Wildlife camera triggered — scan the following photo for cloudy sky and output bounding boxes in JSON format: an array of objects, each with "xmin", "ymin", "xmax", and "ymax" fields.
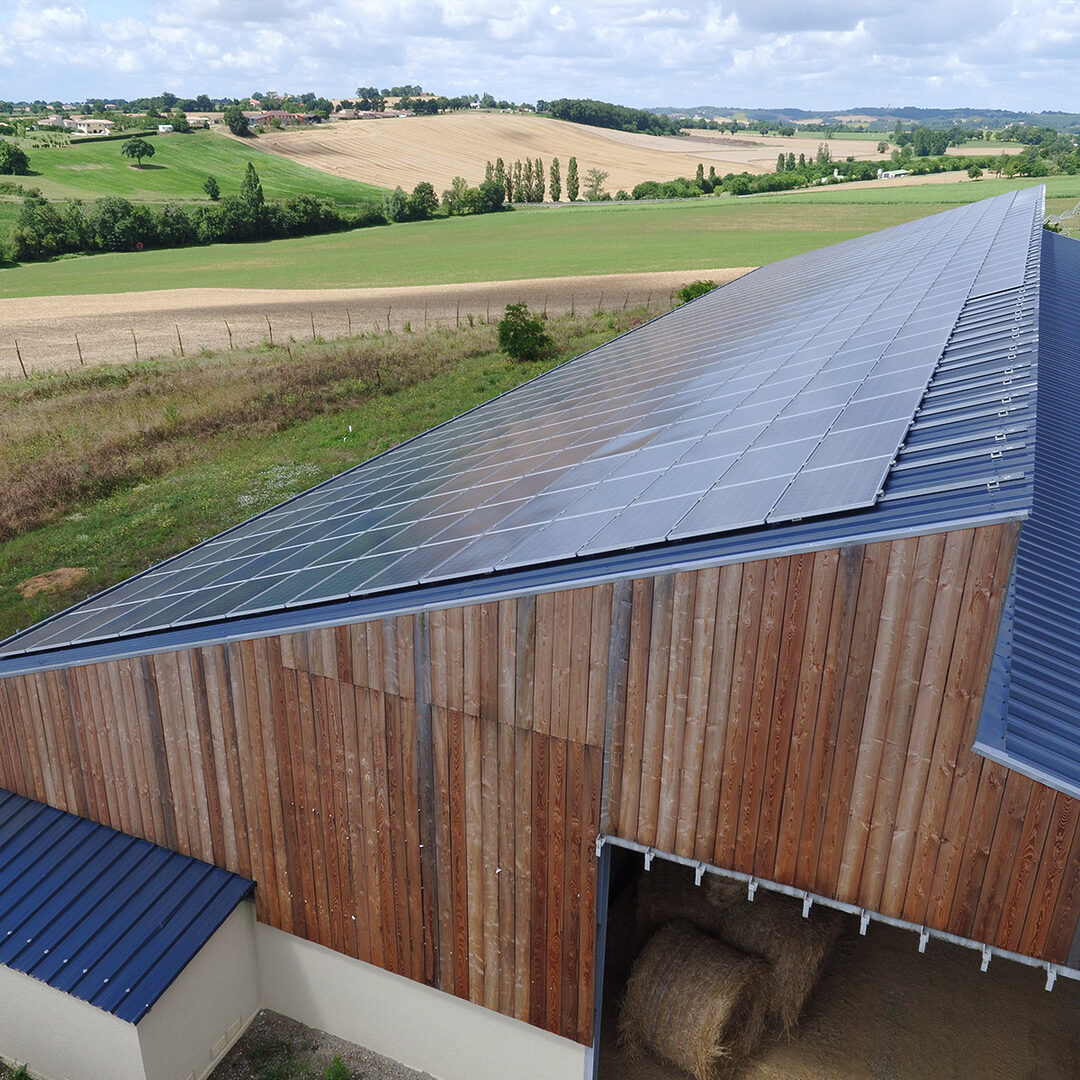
[{"xmin": 1, "ymin": 0, "xmax": 1077, "ymax": 113}]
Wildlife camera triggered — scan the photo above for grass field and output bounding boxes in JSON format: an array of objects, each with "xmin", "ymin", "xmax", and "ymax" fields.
[
  {"xmin": 0, "ymin": 307, "xmax": 652, "ymax": 640},
  {"xmin": 0, "ymin": 130, "xmax": 385, "ymax": 205},
  {"xmin": 0, "ymin": 177, "xmax": 1066, "ymax": 298}
]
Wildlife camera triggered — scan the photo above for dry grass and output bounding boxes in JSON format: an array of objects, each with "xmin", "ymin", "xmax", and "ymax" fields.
[
  {"xmin": 619, "ymin": 920, "xmax": 769, "ymax": 1080},
  {"xmin": 0, "ymin": 307, "xmax": 650, "ymax": 543}
]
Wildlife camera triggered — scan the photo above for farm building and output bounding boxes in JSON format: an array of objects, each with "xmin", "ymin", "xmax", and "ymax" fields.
[{"xmin": 2, "ymin": 185, "xmax": 1080, "ymax": 1079}]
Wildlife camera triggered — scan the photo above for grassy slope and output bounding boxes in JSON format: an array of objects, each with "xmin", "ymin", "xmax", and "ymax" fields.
[
  {"xmin": 3, "ymin": 177, "xmax": 1070, "ymax": 298},
  {"xmin": 1, "ymin": 130, "xmax": 385, "ymax": 204},
  {"xmin": 0, "ymin": 309, "xmax": 649, "ymax": 640}
]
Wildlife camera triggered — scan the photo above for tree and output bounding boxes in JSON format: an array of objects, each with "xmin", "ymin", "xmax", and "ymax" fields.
[
  {"xmin": 240, "ymin": 162, "xmax": 264, "ymax": 210},
  {"xmin": 583, "ymin": 167, "xmax": 608, "ymax": 201},
  {"xmin": 566, "ymin": 156, "xmax": 579, "ymax": 201},
  {"xmin": 497, "ymin": 302, "xmax": 555, "ymax": 362},
  {"xmin": 776, "ymin": 153, "xmax": 786, "ymax": 173},
  {"xmin": 512, "ymin": 160, "xmax": 524, "ymax": 202},
  {"xmin": 549, "ymin": 157, "xmax": 561, "ymax": 202},
  {"xmin": 533, "ymin": 157, "xmax": 544, "ymax": 201},
  {"xmin": 406, "ymin": 180, "xmax": 438, "ymax": 220},
  {"xmin": 223, "ymin": 104, "xmax": 250, "ymax": 137},
  {"xmin": 676, "ymin": 279, "xmax": 717, "ymax": 304},
  {"xmin": 122, "ymin": 137, "xmax": 155, "ymax": 168},
  {"xmin": 876, "ymin": 140, "xmax": 889, "ymax": 154},
  {"xmin": 0, "ymin": 140, "xmax": 30, "ymax": 175},
  {"xmin": 356, "ymin": 86, "xmax": 385, "ymax": 112},
  {"xmin": 967, "ymin": 163, "xmax": 984, "ymax": 180},
  {"xmin": 203, "ymin": 175, "xmax": 220, "ymax": 200},
  {"xmin": 382, "ymin": 185, "xmax": 408, "ymax": 222}
]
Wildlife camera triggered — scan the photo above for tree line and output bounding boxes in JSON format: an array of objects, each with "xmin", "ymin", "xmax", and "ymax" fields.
[{"xmin": 544, "ymin": 98, "xmax": 680, "ymax": 137}]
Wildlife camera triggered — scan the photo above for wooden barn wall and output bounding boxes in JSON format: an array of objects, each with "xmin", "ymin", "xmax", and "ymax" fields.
[{"xmin": 3, "ymin": 521, "xmax": 1080, "ymax": 1047}]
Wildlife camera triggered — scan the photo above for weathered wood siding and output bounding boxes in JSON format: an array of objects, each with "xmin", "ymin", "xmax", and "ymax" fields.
[{"xmin": 2, "ymin": 521, "xmax": 1080, "ymax": 1045}]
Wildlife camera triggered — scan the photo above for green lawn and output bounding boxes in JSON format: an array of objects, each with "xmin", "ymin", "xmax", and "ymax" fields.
[
  {"xmin": 9, "ymin": 130, "xmax": 385, "ymax": 205},
  {"xmin": 0, "ymin": 176, "xmax": 1071, "ymax": 299}
]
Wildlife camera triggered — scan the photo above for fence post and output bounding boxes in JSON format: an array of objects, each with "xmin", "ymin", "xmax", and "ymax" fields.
[
  {"xmin": 75, "ymin": 332, "xmax": 84, "ymax": 366},
  {"xmin": 265, "ymin": 315, "xmax": 273, "ymax": 346},
  {"xmin": 175, "ymin": 323, "xmax": 184, "ymax": 357},
  {"xmin": 14, "ymin": 339, "xmax": 26, "ymax": 378},
  {"xmin": 310, "ymin": 311, "xmax": 316, "ymax": 342},
  {"xmin": 224, "ymin": 319, "xmax": 234, "ymax": 350},
  {"xmin": 130, "ymin": 327, "xmax": 139, "ymax": 361}
]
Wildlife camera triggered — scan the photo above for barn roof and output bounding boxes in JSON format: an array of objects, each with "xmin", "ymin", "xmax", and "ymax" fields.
[
  {"xmin": 0, "ymin": 187, "xmax": 1047, "ymax": 673},
  {"xmin": 0, "ymin": 787, "xmax": 253, "ymax": 1023}
]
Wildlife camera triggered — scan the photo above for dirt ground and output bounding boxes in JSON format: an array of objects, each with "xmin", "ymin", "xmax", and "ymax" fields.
[{"xmin": 0, "ymin": 268, "xmax": 749, "ymax": 377}]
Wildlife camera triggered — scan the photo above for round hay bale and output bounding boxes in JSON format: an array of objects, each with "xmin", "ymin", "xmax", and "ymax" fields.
[
  {"xmin": 618, "ymin": 919, "xmax": 769, "ymax": 1080},
  {"xmin": 634, "ymin": 862, "xmax": 845, "ymax": 1037},
  {"xmin": 712, "ymin": 891, "xmax": 844, "ymax": 1038}
]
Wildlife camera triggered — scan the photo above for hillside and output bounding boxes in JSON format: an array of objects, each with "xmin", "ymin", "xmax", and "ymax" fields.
[{"xmin": 252, "ymin": 112, "xmax": 888, "ymax": 194}]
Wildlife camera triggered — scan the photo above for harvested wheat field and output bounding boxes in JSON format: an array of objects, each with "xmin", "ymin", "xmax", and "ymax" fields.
[
  {"xmin": 0, "ymin": 268, "xmax": 747, "ymax": 377},
  {"xmin": 252, "ymin": 113, "xmax": 889, "ymax": 195}
]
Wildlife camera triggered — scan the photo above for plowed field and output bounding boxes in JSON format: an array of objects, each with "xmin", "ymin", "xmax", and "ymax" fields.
[{"xmin": 253, "ymin": 113, "xmax": 888, "ymax": 194}]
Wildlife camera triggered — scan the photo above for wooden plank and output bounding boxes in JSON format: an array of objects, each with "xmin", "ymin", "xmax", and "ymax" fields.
[
  {"xmin": 412, "ymin": 614, "xmax": 439, "ymax": 986},
  {"xmin": 479, "ymin": 714, "xmax": 500, "ymax": 1011},
  {"xmin": 693, "ymin": 564, "xmax": 742, "ymax": 863},
  {"xmin": 733, "ymin": 556, "xmax": 791, "ymax": 874},
  {"xmin": 26, "ymin": 674, "xmax": 62, "ymax": 812},
  {"xmin": 394, "ymin": 615, "xmax": 415, "ymax": 701},
  {"xmin": 496, "ymin": 716, "xmax": 517, "ymax": 1014},
  {"xmin": 512, "ymin": 723, "xmax": 533, "ymax": 1022},
  {"xmin": 1041, "ymin": 797, "xmax": 1080, "ymax": 963},
  {"xmin": 635, "ymin": 575, "xmax": 675, "ymax": 847},
  {"xmin": 464, "ymin": 712, "xmax": 485, "ymax": 1001},
  {"xmin": 294, "ymin": 663, "xmax": 331, "ymax": 944},
  {"xmin": 370, "ymin": 688, "xmax": 403, "ymax": 973},
  {"xmin": 673, "ymin": 567, "xmax": 719, "ymax": 858},
  {"xmin": 430, "ymin": 701, "xmax": 454, "ymax": 990},
  {"xmin": 479, "ymin": 602, "xmax": 500, "ymax": 722},
  {"xmin": 335, "ymin": 624, "xmax": 354, "ymax": 686},
  {"xmin": 577, "ymin": 742, "xmax": 603, "ymax": 1045},
  {"xmin": 550, "ymin": 591, "xmax": 574, "ymax": 742},
  {"xmin": 148, "ymin": 654, "xmax": 191, "ymax": 854},
  {"xmin": 991, "ymin": 780, "xmax": 1056, "ymax": 952},
  {"xmin": 561, "ymin": 736, "xmax": 584, "ymax": 1038},
  {"xmin": 836, "ymin": 537, "xmax": 921, "ymax": 901},
  {"xmin": 567, "ymin": 589, "xmax": 594, "ymax": 747},
  {"xmin": 755, "ymin": 551, "xmax": 814, "ymax": 878},
  {"xmin": 944, "ymin": 757, "xmax": 1011, "ymax": 939},
  {"xmin": 880, "ymin": 529, "xmax": 974, "ymax": 907},
  {"xmin": 463, "ymin": 604, "xmax": 482, "ymax": 717},
  {"xmin": 201, "ymin": 645, "xmax": 247, "ymax": 875},
  {"xmin": 337, "ymin": 680, "xmax": 368, "ymax": 961},
  {"xmin": 1017, "ymin": 791, "xmax": 1080, "ymax": 958},
  {"xmin": 497, "ymin": 599, "xmax": 518, "ymax": 729},
  {"xmin": 383, "ymin": 693, "xmax": 413, "ymax": 975},
  {"xmin": 68, "ymin": 666, "xmax": 109, "ymax": 826},
  {"xmin": 601, "ymin": 578, "xmax": 634, "ymax": 833},
  {"xmin": 918, "ymin": 525, "xmax": 1013, "ymax": 927},
  {"xmin": 349, "ymin": 623, "xmax": 370, "ymax": 688},
  {"xmin": 528, "ymin": 728, "xmax": 549, "ymax": 1028},
  {"xmin": 545, "ymin": 734, "xmax": 568, "ymax": 1032},
  {"xmin": 713, "ymin": 560, "xmax": 766, "ymax": 868},
  {"xmin": 0, "ymin": 684, "xmax": 26, "ymax": 795},
  {"xmin": 394, "ymin": 692, "xmax": 426, "ymax": 982},
  {"xmin": 43, "ymin": 667, "xmax": 89, "ymax": 819},
  {"xmin": 446, "ymin": 608, "xmax": 465, "ymax": 714},
  {"xmin": 532, "ymin": 593, "xmax": 555, "ymax": 737},
  {"xmin": 357, "ymin": 687, "xmax": 387, "ymax": 970},
  {"xmin": 773, "ymin": 549, "xmax": 838, "ymax": 884},
  {"xmin": 655, "ymin": 571, "xmax": 697, "ymax": 855},
  {"xmin": 969, "ymin": 770, "xmax": 1035, "ymax": 946},
  {"xmin": 448, "ymin": 706, "xmax": 470, "ymax": 998},
  {"xmin": 140, "ymin": 656, "xmax": 179, "ymax": 853},
  {"xmin": 585, "ymin": 584, "xmax": 613, "ymax": 750},
  {"xmin": 813, "ymin": 541, "xmax": 890, "ymax": 897},
  {"xmin": 514, "ymin": 596, "xmax": 536, "ymax": 732},
  {"xmin": 318, "ymin": 674, "xmax": 350, "ymax": 953}
]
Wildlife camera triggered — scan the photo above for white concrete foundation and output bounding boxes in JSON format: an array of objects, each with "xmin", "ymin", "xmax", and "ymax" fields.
[{"xmin": 254, "ymin": 923, "xmax": 590, "ymax": 1080}]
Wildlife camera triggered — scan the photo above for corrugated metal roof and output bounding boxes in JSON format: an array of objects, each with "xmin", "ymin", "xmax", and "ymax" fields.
[
  {"xmin": 0, "ymin": 788, "xmax": 253, "ymax": 1023},
  {"xmin": 0, "ymin": 187, "xmax": 1046, "ymax": 672},
  {"xmin": 976, "ymin": 228, "xmax": 1080, "ymax": 797}
]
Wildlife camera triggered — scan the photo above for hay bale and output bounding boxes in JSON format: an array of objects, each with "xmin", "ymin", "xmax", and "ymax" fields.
[
  {"xmin": 619, "ymin": 920, "xmax": 769, "ymax": 1080},
  {"xmin": 635, "ymin": 862, "xmax": 844, "ymax": 1037}
]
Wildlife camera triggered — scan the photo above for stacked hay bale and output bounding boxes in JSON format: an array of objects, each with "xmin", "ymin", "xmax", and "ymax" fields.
[
  {"xmin": 636, "ymin": 861, "xmax": 845, "ymax": 1035},
  {"xmin": 619, "ymin": 919, "xmax": 769, "ymax": 1080}
]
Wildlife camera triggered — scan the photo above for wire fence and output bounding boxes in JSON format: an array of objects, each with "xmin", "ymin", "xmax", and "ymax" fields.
[{"xmin": 0, "ymin": 284, "xmax": 680, "ymax": 379}]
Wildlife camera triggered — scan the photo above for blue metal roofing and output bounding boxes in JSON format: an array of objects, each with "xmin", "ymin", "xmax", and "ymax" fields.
[
  {"xmin": 0, "ymin": 788, "xmax": 253, "ymax": 1023},
  {"xmin": 976, "ymin": 228, "xmax": 1080, "ymax": 798},
  {"xmin": 0, "ymin": 186, "xmax": 1046, "ymax": 674}
]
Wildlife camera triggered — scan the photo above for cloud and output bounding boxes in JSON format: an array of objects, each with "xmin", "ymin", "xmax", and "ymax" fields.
[{"xmin": 0, "ymin": 0, "xmax": 1076, "ymax": 111}]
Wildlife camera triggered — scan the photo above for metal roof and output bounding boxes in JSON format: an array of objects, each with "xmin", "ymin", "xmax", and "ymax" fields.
[
  {"xmin": 0, "ymin": 788, "xmax": 253, "ymax": 1023},
  {"xmin": 0, "ymin": 187, "xmax": 1046, "ymax": 672},
  {"xmin": 976, "ymin": 228, "xmax": 1080, "ymax": 798}
]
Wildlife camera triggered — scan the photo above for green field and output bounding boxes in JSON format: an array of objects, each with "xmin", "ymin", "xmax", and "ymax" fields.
[
  {"xmin": 0, "ymin": 130, "xmax": 385, "ymax": 205},
  {"xmin": 0, "ymin": 177, "xmax": 1068, "ymax": 299}
]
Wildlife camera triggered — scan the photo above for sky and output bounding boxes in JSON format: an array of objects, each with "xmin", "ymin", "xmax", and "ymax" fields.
[{"xmin": 1, "ymin": 0, "xmax": 1078, "ymax": 113}]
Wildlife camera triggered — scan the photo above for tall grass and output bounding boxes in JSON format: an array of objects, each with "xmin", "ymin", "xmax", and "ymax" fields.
[{"xmin": 0, "ymin": 306, "xmax": 654, "ymax": 641}]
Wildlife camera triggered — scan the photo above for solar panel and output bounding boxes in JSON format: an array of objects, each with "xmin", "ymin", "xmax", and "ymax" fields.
[{"xmin": 0, "ymin": 187, "xmax": 1047, "ymax": 659}]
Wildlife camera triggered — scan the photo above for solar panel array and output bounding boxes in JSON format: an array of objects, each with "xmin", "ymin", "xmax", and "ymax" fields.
[{"xmin": 0, "ymin": 188, "xmax": 1044, "ymax": 659}]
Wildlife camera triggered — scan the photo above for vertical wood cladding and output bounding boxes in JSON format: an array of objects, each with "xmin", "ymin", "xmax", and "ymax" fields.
[{"xmin": 3, "ymin": 521, "xmax": 1080, "ymax": 1046}]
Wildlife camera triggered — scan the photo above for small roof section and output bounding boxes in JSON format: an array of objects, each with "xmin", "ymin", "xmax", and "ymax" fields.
[
  {"xmin": 0, "ymin": 187, "xmax": 1045, "ymax": 665},
  {"xmin": 0, "ymin": 788, "xmax": 253, "ymax": 1023}
]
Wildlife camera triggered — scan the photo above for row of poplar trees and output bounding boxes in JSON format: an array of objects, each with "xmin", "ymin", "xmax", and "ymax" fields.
[{"xmin": 483, "ymin": 155, "xmax": 582, "ymax": 202}]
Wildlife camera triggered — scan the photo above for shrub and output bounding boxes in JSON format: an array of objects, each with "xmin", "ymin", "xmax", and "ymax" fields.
[
  {"xmin": 497, "ymin": 302, "xmax": 555, "ymax": 362},
  {"xmin": 324, "ymin": 1056, "xmax": 351, "ymax": 1080},
  {"xmin": 676, "ymin": 280, "xmax": 717, "ymax": 304}
]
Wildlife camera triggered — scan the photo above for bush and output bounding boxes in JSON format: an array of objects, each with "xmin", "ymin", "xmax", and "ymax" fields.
[
  {"xmin": 497, "ymin": 302, "xmax": 555, "ymax": 362},
  {"xmin": 676, "ymin": 280, "xmax": 717, "ymax": 304}
]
